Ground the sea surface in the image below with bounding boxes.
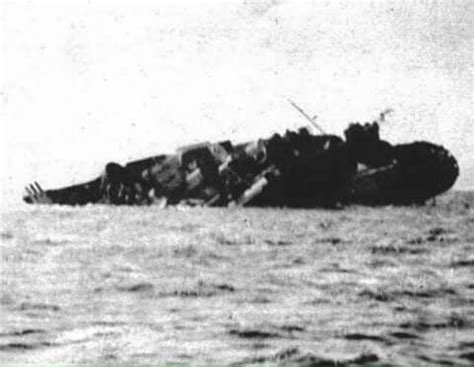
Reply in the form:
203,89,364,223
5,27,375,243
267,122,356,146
1,192,473,365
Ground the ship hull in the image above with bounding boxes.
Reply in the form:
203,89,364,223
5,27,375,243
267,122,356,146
22,128,459,207
344,142,459,205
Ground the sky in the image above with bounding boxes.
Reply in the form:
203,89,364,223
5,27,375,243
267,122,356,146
1,0,473,207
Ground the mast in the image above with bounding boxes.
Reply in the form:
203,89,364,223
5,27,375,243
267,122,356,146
287,99,326,134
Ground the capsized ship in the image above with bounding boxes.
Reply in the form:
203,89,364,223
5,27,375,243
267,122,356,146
23,112,459,207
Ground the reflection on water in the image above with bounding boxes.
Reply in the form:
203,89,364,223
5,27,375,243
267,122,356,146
1,192,473,364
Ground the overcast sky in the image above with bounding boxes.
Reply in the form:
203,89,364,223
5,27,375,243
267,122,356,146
1,0,473,207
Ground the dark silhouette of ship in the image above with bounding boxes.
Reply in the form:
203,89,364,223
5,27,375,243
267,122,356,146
23,106,459,208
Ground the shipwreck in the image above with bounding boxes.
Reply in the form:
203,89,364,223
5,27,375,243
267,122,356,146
23,104,459,208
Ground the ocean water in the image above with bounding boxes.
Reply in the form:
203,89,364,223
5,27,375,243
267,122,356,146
1,192,473,364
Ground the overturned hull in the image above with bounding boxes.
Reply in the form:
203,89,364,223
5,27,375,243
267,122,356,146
23,122,459,207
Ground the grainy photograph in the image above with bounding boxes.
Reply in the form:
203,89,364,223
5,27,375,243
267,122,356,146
1,0,473,364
